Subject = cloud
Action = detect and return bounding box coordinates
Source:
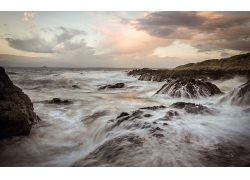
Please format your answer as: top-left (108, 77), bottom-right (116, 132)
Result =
top-left (5, 36), bottom-right (54, 53)
top-left (130, 11), bottom-right (250, 53)
top-left (3, 23), bottom-right (8, 26)
top-left (5, 27), bottom-right (87, 54)
top-left (28, 23), bottom-right (37, 28)
top-left (91, 25), bottom-right (172, 55)
top-left (220, 52), bottom-right (230, 57)
top-left (22, 12), bottom-right (37, 21)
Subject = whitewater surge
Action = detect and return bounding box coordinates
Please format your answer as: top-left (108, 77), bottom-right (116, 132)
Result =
top-left (0, 68), bottom-right (250, 167)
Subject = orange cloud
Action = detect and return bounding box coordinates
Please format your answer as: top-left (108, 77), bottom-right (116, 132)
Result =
top-left (91, 25), bottom-right (172, 55)
top-left (22, 12), bottom-right (37, 22)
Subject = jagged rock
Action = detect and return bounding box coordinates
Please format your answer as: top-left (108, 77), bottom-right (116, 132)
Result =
top-left (156, 78), bottom-right (221, 98)
top-left (220, 79), bottom-right (250, 106)
top-left (170, 102), bottom-right (212, 114)
top-left (0, 66), bottom-right (39, 139)
top-left (99, 83), bottom-right (125, 90)
top-left (138, 74), bottom-right (152, 81)
top-left (73, 133), bottom-right (145, 166)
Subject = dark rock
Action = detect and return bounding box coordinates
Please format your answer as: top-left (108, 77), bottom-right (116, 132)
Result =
top-left (170, 102), bottom-right (212, 114)
top-left (138, 74), bottom-right (152, 81)
top-left (51, 98), bottom-right (61, 103)
top-left (156, 78), bottom-right (222, 98)
top-left (163, 123), bottom-right (168, 126)
top-left (220, 79), bottom-right (250, 106)
top-left (0, 66), bottom-right (39, 139)
top-left (117, 112), bottom-right (129, 118)
top-left (99, 83), bottom-right (125, 90)
top-left (50, 98), bottom-right (70, 104)
top-left (73, 133), bottom-right (145, 166)
top-left (152, 133), bottom-right (165, 138)
top-left (140, 105), bottom-right (166, 110)
top-left (72, 85), bottom-right (80, 88)
top-left (144, 114), bottom-right (151, 117)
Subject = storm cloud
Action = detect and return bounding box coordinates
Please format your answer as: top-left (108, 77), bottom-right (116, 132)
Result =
top-left (131, 11), bottom-right (250, 53)
top-left (5, 27), bottom-right (87, 53)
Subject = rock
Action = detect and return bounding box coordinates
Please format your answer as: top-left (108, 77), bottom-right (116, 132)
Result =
top-left (50, 98), bottom-right (70, 104)
top-left (138, 73), bottom-right (152, 81)
top-left (170, 102), bottom-right (212, 114)
top-left (0, 66), bottom-right (39, 139)
top-left (117, 112), bottom-right (129, 118)
top-left (140, 105), bottom-right (166, 110)
top-left (99, 83), bottom-right (125, 90)
top-left (156, 78), bottom-right (222, 98)
top-left (73, 133), bottom-right (145, 166)
top-left (144, 114), bottom-right (151, 117)
top-left (72, 85), bottom-right (80, 88)
top-left (220, 79), bottom-right (250, 106)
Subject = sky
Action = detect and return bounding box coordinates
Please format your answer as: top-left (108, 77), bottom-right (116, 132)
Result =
top-left (0, 10), bottom-right (250, 68)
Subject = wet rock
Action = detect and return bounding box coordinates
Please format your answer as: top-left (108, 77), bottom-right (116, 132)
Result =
top-left (170, 102), bottom-right (211, 114)
top-left (117, 112), bottom-right (129, 118)
top-left (152, 133), bottom-right (165, 138)
top-left (73, 133), bottom-right (145, 166)
top-left (166, 110), bottom-right (179, 117)
top-left (156, 78), bottom-right (222, 98)
top-left (140, 105), bottom-right (166, 110)
top-left (99, 83), bottom-right (125, 90)
top-left (138, 73), bottom-right (152, 81)
top-left (144, 114), bottom-right (151, 117)
top-left (220, 79), bottom-right (250, 106)
top-left (131, 110), bottom-right (143, 118)
top-left (82, 110), bottom-right (109, 126)
top-left (0, 66), bottom-right (40, 139)
top-left (152, 75), bottom-right (166, 82)
top-left (72, 85), bottom-right (80, 88)
top-left (49, 98), bottom-right (71, 104)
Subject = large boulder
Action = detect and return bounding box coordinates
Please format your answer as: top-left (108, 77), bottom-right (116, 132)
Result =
top-left (156, 78), bottom-right (222, 98)
top-left (220, 79), bottom-right (250, 106)
top-left (0, 66), bottom-right (39, 139)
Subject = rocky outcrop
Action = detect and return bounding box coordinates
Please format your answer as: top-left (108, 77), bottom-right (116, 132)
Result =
top-left (156, 79), bottom-right (222, 98)
top-left (98, 83), bottom-right (125, 90)
top-left (138, 74), bottom-right (152, 81)
top-left (170, 102), bottom-right (212, 114)
top-left (0, 66), bottom-right (40, 139)
top-left (73, 133), bottom-right (145, 167)
top-left (220, 79), bottom-right (250, 106)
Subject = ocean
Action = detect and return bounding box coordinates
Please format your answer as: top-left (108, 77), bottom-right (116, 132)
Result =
top-left (0, 67), bottom-right (250, 166)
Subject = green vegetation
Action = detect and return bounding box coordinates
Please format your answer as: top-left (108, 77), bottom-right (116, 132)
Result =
top-left (174, 53), bottom-right (250, 71)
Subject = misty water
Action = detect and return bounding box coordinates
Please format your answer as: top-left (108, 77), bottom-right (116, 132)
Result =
top-left (0, 68), bottom-right (250, 166)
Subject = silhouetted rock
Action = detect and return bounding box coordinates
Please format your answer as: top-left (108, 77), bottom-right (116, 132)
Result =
top-left (0, 66), bottom-right (40, 139)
